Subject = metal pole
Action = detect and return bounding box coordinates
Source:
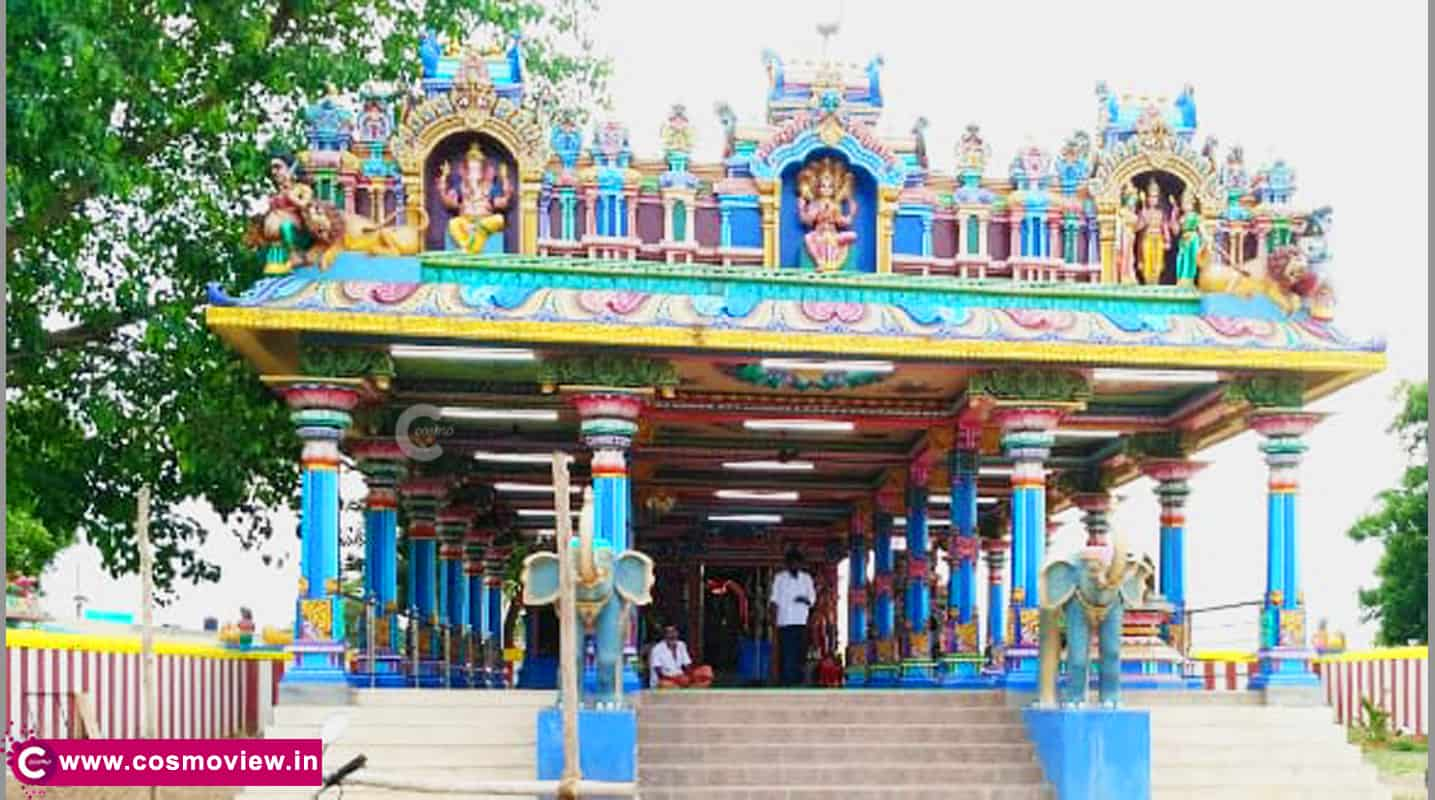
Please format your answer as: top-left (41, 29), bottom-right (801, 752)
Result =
top-left (443, 626), bottom-right (452, 689)
top-left (411, 606), bottom-right (421, 688)
top-left (137, 485), bottom-right (158, 800)
top-left (367, 597), bottom-right (377, 689)
top-left (552, 453), bottom-right (581, 799)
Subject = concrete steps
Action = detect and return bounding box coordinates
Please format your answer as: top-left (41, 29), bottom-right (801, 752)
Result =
top-left (233, 689), bottom-right (550, 800)
top-left (636, 690), bottom-right (1051, 799)
top-left (1132, 693), bottom-right (1391, 800)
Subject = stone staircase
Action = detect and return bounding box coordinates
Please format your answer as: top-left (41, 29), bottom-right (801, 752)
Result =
top-left (1130, 692), bottom-right (1392, 800)
top-left (636, 690), bottom-right (1052, 799)
top-left (233, 689), bottom-right (548, 800)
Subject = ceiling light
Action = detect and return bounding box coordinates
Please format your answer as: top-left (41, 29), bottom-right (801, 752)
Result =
top-left (473, 451), bottom-right (563, 464)
top-left (494, 482), bottom-right (584, 494)
top-left (743, 419), bottom-right (855, 433)
top-left (931, 494), bottom-right (950, 505)
top-left (390, 345), bottom-right (536, 362)
top-left (1092, 369), bottom-right (1220, 385)
top-left (714, 489), bottom-right (799, 502)
top-left (978, 498), bottom-right (999, 505)
top-left (759, 358), bottom-right (895, 373)
top-left (516, 509), bottom-right (581, 518)
top-left (442, 407), bottom-right (559, 422)
top-left (1055, 429), bottom-right (1124, 440)
top-left (892, 517), bottom-right (951, 527)
top-left (722, 460), bottom-right (816, 472)
top-left (978, 466), bottom-right (1015, 477)
top-left (708, 513), bottom-right (783, 524)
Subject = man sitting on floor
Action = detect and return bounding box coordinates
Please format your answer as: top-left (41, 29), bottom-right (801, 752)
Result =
top-left (649, 624), bottom-right (713, 689)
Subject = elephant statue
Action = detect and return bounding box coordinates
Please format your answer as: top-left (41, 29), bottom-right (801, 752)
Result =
top-left (1037, 540), bottom-right (1153, 708)
top-left (521, 487), bottom-right (654, 707)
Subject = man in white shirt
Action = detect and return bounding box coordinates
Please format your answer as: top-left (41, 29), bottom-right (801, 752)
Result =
top-left (769, 547), bottom-right (816, 686)
top-left (649, 624), bottom-right (712, 688)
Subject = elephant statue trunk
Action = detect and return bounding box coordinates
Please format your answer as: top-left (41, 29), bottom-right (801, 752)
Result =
top-left (576, 490), bottom-right (598, 586)
top-left (520, 486), bottom-right (655, 708)
top-left (1036, 533), bottom-right (1151, 708)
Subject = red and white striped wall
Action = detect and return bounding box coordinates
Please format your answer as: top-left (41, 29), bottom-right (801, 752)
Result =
top-left (1315, 647), bottom-right (1428, 737)
top-left (5, 628), bottom-right (286, 740)
top-left (1192, 657), bottom-right (1255, 691)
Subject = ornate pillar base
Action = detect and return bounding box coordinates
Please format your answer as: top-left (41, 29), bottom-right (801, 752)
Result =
top-left (938, 653), bottom-right (990, 688)
top-left (350, 652), bottom-right (407, 689)
top-left (843, 644), bottom-right (868, 687)
top-left (866, 638), bottom-right (901, 687)
top-left (898, 658), bottom-right (938, 687)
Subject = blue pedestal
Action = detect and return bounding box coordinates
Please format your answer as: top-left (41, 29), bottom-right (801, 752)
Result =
top-left (737, 638), bottom-right (771, 684)
top-left (1022, 708), bottom-right (1150, 800)
top-left (866, 665), bottom-right (899, 687)
top-left (518, 656), bottom-right (558, 689)
top-left (536, 708), bottom-right (636, 782)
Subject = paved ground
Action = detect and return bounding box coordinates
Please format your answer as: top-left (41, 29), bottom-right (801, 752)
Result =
top-left (5, 781), bottom-right (231, 799)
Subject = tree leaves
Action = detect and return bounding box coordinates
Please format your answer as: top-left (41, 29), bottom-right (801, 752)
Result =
top-left (1347, 380), bottom-right (1428, 646)
top-left (7, 0), bottom-right (609, 595)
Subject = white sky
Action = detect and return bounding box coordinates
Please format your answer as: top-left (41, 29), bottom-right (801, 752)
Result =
top-left (43, 0), bottom-right (1428, 651)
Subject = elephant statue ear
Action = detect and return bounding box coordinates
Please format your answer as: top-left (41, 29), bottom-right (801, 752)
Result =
top-left (1119, 558), bottom-right (1154, 608)
top-left (1040, 560), bottom-right (1080, 610)
top-left (520, 552), bottom-right (560, 606)
top-left (613, 550), bottom-right (656, 606)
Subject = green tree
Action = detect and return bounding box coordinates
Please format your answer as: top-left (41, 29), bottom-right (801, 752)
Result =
top-left (6, 505), bottom-right (71, 580)
top-left (7, 0), bottom-right (609, 595)
top-left (1348, 380), bottom-right (1428, 645)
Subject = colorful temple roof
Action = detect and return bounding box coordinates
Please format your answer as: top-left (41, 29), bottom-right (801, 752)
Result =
top-left (210, 31), bottom-right (1384, 547)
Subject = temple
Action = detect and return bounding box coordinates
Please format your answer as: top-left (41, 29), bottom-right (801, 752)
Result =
top-left (209, 26), bottom-right (1381, 716)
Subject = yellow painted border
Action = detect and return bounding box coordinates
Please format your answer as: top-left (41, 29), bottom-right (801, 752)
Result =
top-left (1190, 649), bottom-right (1258, 663)
top-left (207, 306), bottom-right (1388, 373)
top-left (1313, 645), bottom-right (1428, 664)
top-left (6, 628), bottom-right (289, 661)
top-left (1191, 646), bottom-right (1429, 664)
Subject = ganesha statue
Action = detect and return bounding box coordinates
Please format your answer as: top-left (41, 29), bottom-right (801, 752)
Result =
top-left (436, 142), bottom-right (512, 253)
top-left (798, 157), bottom-right (859, 272)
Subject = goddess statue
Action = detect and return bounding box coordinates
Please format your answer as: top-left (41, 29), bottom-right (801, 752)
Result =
top-left (1133, 178), bottom-right (1174, 284)
top-left (1172, 190), bottom-right (1207, 286)
top-left (1113, 186), bottom-right (1140, 284)
top-left (797, 157), bottom-right (858, 272)
top-left (435, 142), bottom-right (512, 253)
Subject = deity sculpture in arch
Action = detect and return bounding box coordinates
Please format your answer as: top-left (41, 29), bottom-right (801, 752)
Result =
top-left (435, 141), bottom-right (512, 253)
top-left (797, 157), bottom-right (858, 272)
top-left (1172, 190), bottom-right (1208, 287)
top-left (1133, 178), bottom-right (1175, 285)
top-left (1114, 185), bottom-right (1140, 284)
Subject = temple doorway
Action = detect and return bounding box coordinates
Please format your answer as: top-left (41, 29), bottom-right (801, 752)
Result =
top-left (701, 566), bottom-right (770, 686)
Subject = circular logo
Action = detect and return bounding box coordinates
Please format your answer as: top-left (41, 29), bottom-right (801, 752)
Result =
top-left (395, 404), bottom-right (444, 462)
top-left (10, 740), bottom-right (56, 785)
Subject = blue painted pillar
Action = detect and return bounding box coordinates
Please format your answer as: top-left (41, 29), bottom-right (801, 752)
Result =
top-left (1141, 460), bottom-right (1206, 638)
top-left (869, 507), bottom-right (899, 686)
top-left (941, 425), bottom-right (987, 686)
top-left (485, 546), bottom-right (509, 688)
top-left (900, 470), bottom-right (936, 686)
top-left (845, 504), bottom-right (870, 686)
top-left (984, 537), bottom-right (1009, 658)
top-left (275, 381), bottom-right (359, 689)
top-left (353, 442), bottom-right (406, 687)
top-left (464, 540), bottom-right (489, 688)
top-left (993, 406), bottom-right (1063, 689)
top-left (437, 505), bottom-right (470, 687)
top-left (1248, 411), bottom-right (1322, 692)
top-left (401, 479), bottom-right (447, 688)
top-left (571, 392), bottom-right (648, 701)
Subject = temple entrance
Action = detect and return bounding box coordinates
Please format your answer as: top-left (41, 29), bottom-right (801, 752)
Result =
top-left (700, 566), bottom-right (769, 686)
